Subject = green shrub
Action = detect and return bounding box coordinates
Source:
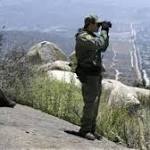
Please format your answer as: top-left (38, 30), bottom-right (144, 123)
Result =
top-left (23, 74), bottom-right (83, 125)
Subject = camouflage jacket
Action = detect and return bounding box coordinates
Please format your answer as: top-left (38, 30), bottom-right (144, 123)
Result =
top-left (75, 28), bottom-right (109, 71)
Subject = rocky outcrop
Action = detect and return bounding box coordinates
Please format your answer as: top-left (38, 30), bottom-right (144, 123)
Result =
top-left (39, 60), bottom-right (71, 72)
top-left (26, 41), bottom-right (67, 65)
top-left (48, 70), bottom-right (81, 87)
top-left (102, 79), bottom-right (143, 108)
top-left (0, 104), bottom-right (133, 150)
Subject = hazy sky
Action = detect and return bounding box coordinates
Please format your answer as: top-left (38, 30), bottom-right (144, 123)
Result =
top-left (0, 0), bottom-right (150, 30)
top-left (1, 0), bottom-right (150, 7)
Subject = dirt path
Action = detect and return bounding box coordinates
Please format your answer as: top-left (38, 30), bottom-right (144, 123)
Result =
top-left (0, 104), bottom-right (135, 150)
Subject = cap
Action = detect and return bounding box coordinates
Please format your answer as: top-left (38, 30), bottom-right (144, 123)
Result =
top-left (84, 15), bottom-right (101, 26)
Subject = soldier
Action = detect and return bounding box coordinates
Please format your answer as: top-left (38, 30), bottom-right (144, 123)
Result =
top-left (75, 15), bottom-right (110, 140)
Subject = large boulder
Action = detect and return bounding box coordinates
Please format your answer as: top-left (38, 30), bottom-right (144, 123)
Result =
top-left (47, 70), bottom-right (81, 87)
top-left (102, 79), bottom-right (140, 108)
top-left (39, 60), bottom-right (72, 72)
top-left (26, 41), bottom-right (67, 65)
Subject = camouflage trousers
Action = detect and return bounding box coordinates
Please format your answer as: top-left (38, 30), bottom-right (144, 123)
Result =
top-left (80, 75), bottom-right (102, 134)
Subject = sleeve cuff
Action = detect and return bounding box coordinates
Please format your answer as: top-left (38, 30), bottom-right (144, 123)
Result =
top-left (99, 30), bottom-right (108, 39)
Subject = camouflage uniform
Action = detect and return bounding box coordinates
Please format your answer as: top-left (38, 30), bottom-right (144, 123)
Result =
top-left (75, 27), bottom-right (109, 135)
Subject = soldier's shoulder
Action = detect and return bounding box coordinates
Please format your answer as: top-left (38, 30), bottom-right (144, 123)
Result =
top-left (79, 31), bottom-right (93, 40)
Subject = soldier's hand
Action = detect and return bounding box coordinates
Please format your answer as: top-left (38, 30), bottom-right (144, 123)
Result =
top-left (101, 21), bottom-right (111, 33)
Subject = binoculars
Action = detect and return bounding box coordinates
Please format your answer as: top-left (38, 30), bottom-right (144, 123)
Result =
top-left (97, 21), bottom-right (112, 28)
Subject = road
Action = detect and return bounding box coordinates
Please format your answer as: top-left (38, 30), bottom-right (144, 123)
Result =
top-left (130, 23), bottom-right (143, 83)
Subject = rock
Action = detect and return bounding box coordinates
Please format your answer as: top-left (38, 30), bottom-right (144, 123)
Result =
top-left (26, 41), bottom-right (67, 65)
top-left (39, 60), bottom-right (72, 72)
top-left (102, 79), bottom-right (140, 108)
top-left (103, 79), bottom-right (150, 109)
top-left (0, 104), bottom-right (133, 150)
top-left (48, 70), bottom-right (81, 87)
top-left (0, 89), bottom-right (16, 108)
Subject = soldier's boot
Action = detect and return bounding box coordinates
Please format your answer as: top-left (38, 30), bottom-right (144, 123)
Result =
top-left (91, 126), bottom-right (102, 140)
top-left (91, 128), bottom-right (102, 140)
top-left (78, 131), bottom-right (96, 140)
top-left (92, 132), bottom-right (102, 140)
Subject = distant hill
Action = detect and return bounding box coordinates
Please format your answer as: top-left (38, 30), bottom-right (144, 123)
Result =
top-left (0, 30), bottom-right (74, 56)
top-left (0, 28), bottom-right (146, 87)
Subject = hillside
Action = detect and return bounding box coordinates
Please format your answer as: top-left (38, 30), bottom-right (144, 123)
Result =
top-left (0, 104), bottom-right (134, 150)
top-left (0, 37), bottom-right (149, 149)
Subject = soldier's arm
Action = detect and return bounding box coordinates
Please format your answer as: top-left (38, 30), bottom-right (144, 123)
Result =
top-left (77, 30), bottom-right (109, 52)
top-left (97, 30), bottom-right (109, 52)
